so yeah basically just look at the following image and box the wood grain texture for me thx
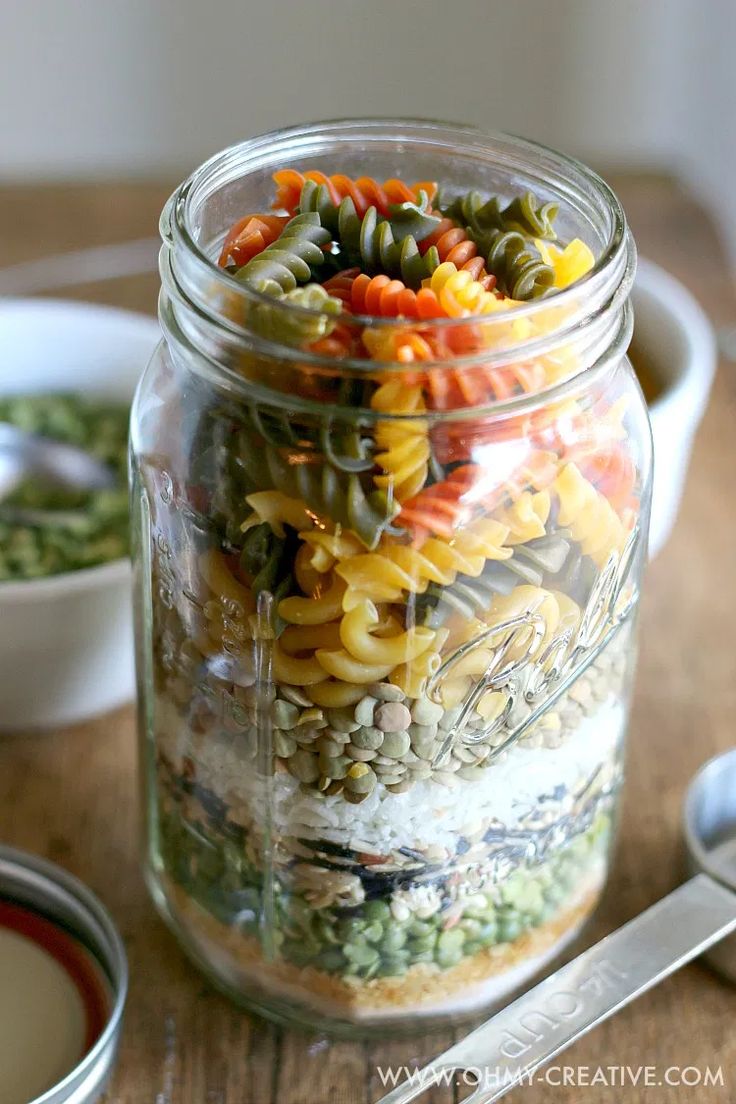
[0,175,735,1103]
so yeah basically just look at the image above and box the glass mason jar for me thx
[132,120,651,1036]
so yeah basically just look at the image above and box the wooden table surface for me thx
[1,175,735,1103]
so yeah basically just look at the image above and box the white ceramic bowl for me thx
[0,299,160,730]
[631,258,717,558]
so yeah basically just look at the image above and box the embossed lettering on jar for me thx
[131,120,651,1036]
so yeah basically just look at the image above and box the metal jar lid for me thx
[0,845,128,1104]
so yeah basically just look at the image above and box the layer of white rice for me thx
[154,695,624,853]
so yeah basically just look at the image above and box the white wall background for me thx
[1,0,734,263]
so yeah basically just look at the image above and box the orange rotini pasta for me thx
[218,213,289,267]
[420,217,496,289]
[272,170,437,218]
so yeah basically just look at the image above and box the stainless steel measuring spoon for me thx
[376,747,736,1104]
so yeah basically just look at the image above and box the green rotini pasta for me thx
[477,228,555,300]
[298,180,440,243]
[245,407,373,475]
[247,282,343,347]
[235,212,331,291]
[296,185,440,289]
[439,187,558,298]
[357,207,441,288]
[442,188,559,240]
[235,431,399,550]
[240,521,298,633]
[385,192,442,241]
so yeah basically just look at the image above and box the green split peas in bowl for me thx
[0,394,130,581]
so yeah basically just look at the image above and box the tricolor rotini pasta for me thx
[187,162,642,792]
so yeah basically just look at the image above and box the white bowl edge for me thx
[0,298,160,728]
[632,258,717,557]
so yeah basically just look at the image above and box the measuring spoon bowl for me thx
[683,747,736,983]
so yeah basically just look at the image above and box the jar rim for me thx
[163,118,634,345]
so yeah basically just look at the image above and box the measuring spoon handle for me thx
[376,874,736,1104]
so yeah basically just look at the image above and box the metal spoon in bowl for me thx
[0,422,117,523]
[376,748,736,1104]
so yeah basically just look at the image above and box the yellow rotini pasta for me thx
[241,490,317,538]
[272,639,330,686]
[426,262,512,317]
[336,518,512,603]
[198,549,256,614]
[314,649,396,684]
[553,462,627,567]
[485,584,563,650]
[425,586,564,684]
[441,614,489,653]
[549,590,582,636]
[298,527,364,574]
[409,587,579,706]
[489,585,583,671]
[360,326,435,364]
[603,396,630,440]
[338,598,436,666]
[427,262,539,348]
[278,573,346,625]
[294,542,323,595]
[388,627,449,697]
[370,378,430,502]
[494,491,550,545]
[450,587,564,671]
[536,238,595,289]
[280,622,342,655]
